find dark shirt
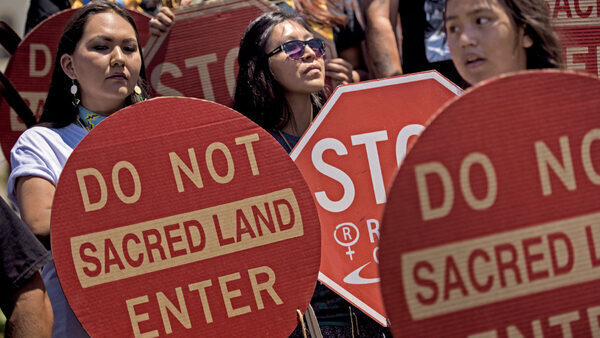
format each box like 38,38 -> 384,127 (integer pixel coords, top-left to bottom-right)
269,130 -> 388,337
399,0 -> 464,86
25,0 -> 71,34
0,198 -> 51,317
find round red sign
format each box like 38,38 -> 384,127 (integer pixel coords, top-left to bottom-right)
51,98 -> 320,336
380,71 -> 600,337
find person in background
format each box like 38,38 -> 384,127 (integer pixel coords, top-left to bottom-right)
8,1 -> 149,336
364,0 -> 464,85
161,0 -> 192,8
233,11 -> 388,336
444,0 -> 562,86
1,198 -> 53,338
72,0 -> 144,12
25,0 -> 161,35
25,0 -> 71,34
148,5 -> 175,36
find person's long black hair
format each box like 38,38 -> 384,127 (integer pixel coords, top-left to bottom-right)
497,0 -> 563,70
233,11 -> 326,131
39,0 -> 150,127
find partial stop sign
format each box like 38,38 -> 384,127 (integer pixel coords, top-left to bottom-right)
291,71 -> 462,325
143,0 -> 275,107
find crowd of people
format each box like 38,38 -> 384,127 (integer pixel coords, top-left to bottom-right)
1,0 -> 563,336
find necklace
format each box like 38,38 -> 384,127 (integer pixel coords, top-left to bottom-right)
76,105 -> 106,131
278,129 -> 294,151
278,105 -> 314,152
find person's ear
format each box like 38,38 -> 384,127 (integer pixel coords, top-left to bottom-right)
60,54 -> 77,80
520,26 -> 533,49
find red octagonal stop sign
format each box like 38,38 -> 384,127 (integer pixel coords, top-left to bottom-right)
0,8 -> 150,162
51,98 -> 320,336
143,0 -> 275,107
380,71 -> 600,337
290,71 -> 462,325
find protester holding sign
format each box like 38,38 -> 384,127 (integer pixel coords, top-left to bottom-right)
271,0 -> 369,84
149,5 -> 367,88
233,11 -> 387,336
7,2 -> 149,336
233,11 -> 327,153
444,0 -> 563,86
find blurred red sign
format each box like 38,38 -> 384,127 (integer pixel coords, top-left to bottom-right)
143,0 -> 275,107
290,71 -> 461,326
0,8 -> 150,162
549,0 -> 600,76
51,98 -> 320,336
380,71 -> 600,336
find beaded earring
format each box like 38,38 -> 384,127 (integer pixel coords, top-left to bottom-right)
70,80 -> 80,107
133,85 -> 144,102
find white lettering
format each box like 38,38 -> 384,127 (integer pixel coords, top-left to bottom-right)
76,168 -> 108,212
185,54 -> 218,101
415,162 -> 454,221
29,43 -> 51,77
311,138 -> 355,212
351,131 -> 388,204
151,62 -> 184,96
535,136 -> 576,196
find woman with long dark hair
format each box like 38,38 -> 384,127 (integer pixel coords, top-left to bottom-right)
233,12 -> 388,336
273,0 -> 369,84
8,1 -> 149,335
234,11 -> 327,152
444,0 -> 562,86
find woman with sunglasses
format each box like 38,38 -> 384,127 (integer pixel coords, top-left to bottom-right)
8,2 -> 149,336
234,11 -> 327,152
272,0 -> 369,85
233,12 -> 389,337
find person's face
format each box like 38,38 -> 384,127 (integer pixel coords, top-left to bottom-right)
266,20 -> 325,96
445,0 -> 532,85
61,11 -> 141,115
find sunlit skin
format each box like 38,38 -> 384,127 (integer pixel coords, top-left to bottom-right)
445,0 -> 532,85
266,20 -> 325,136
60,11 -> 141,116
267,20 -> 326,95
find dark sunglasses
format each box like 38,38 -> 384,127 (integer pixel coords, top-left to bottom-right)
267,38 -> 326,60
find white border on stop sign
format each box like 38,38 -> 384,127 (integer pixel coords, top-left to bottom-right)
289,70 -> 463,325
290,71 -> 463,160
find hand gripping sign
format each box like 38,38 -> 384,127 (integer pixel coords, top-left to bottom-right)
379,71 -> 600,337
143,0 -> 276,107
0,8 -> 150,162
549,0 -> 600,76
51,98 -> 320,336
290,71 -> 462,326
